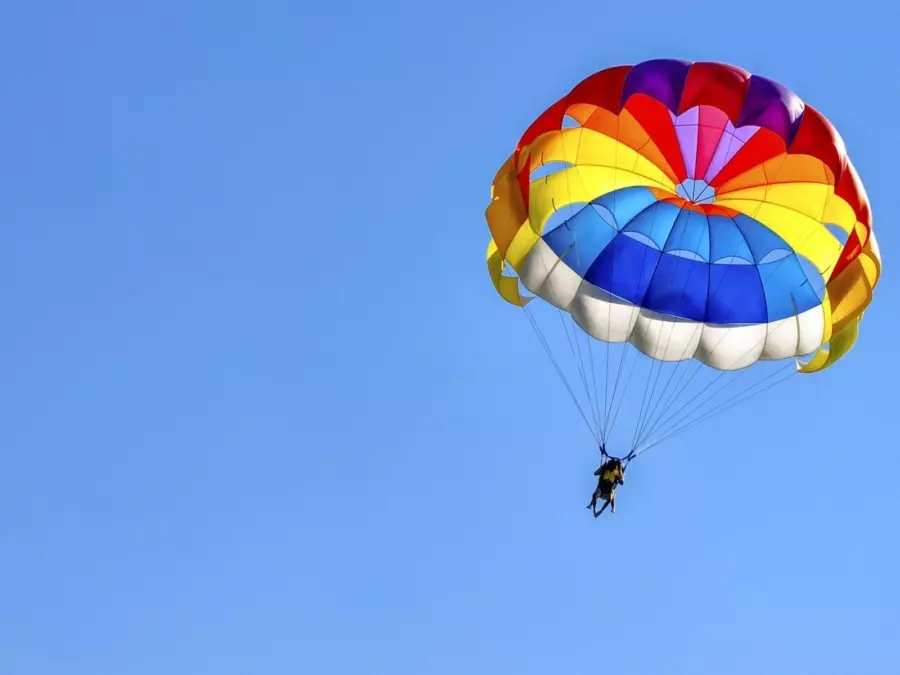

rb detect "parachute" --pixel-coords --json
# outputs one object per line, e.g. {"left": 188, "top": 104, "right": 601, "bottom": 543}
{"left": 486, "top": 59, "right": 881, "bottom": 458}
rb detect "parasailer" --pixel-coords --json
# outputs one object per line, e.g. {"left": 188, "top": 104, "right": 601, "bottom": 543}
{"left": 484, "top": 59, "right": 881, "bottom": 517}
{"left": 587, "top": 444, "right": 626, "bottom": 516}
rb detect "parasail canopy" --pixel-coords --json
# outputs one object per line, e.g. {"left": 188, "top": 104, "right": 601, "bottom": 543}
{"left": 485, "top": 59, "right": 881, "bottom": 456}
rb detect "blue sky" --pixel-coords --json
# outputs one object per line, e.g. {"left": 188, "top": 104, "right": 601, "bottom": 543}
{"left": 1, "top": 0, "right": 898, "bottom": 673}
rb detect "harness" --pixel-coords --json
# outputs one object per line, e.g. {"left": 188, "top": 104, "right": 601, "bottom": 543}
{"left": 597, "top": 443, "right": 632, "bottom": 495}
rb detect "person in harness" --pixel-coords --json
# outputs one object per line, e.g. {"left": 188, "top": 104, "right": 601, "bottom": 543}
{"left": 587, "top": 444, "right": 626, "bottom": 517}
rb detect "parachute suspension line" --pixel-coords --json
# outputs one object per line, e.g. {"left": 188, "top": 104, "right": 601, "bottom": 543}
{"left": 602, "top": 279, "right": 613, "bottom": 441}
{"left": 530, "top": 153, "right": 613, "bottom": 444}
{"left": 685, "top": 362, "right": 795, "bottom": 437}
{"left": 632, "top": 213, "right": 724, "bottom": 447}
{"left": 635, "top": 359, "right": 703, "bottom": 447}
{"left": 564, "top": 309, "right": 604, "bottom": 443}
{"left": 630, "top": 206, "right": 837, "bottom": 448}
{"left": 601, "top": 160, "right": 621, "bottom": 445}
{"left": 632, "top": 322, "right": 704, "bottom": 448}
{"left": 640, "top": 214, "right": 724, "bottom": 445}
{"left": 633, "top": 316, "right": 799, "bottom": 452}
{"left": 630, "top": 209, "right": 792, "bottom": 451}
{"left": 603, "top": 337, "right": 634, "bottom": 439}
{"left": 629, "top": 229, "right": 737, "bottom": 449}
{"left": 564, "top": 233, "right": 603, "bottom": 436}
{"left": 564, "top": 140, "right": 612, "bottom": 443}
{"left": 632, "top": 278, "right": 746, "bottom": 447}
{"left": 605, "top": 343, "right": 641, "bottom": 438}
{"left": 601, "top": 343, "right": 629, "bottom": 440}
{"left": 586, "top": 327, "right": 604, "bottom": 444}
{"left": 524, "top": 189, "right": 604, "bottom": 442}
{"left": 634, "top": 331, "right": 750, "bottom": 449}
{"left": 549, "top": 214, "right": 604, "bottom": 438}
{"left": 634, "top": 205, "right": 700, "bottom": 451}
{"left": 602, "top": 316, "right": 613, "bottom": 440}
{"left": 623, "top": 237, "right": 671, "bottom": 450}
{"left": 634, "top": 208, "right": 826, "bottom": 452}
{"left": 629, "top": 202, "right": 694, "bottom": 453}
{"left": 635, "top": 362, "right": 797, "bottom": 457}
{"left": 640, "top": 366, "right": 752, "bottom": 450}
{"left": 635, "top": 337, "right": 753, "bottom": 450}
{"left": 612, "top": 196, "right": 809, "bottom": 456}
{"left": 632, "top": 329, "right": 671, "bottom": 450}
{"left": 522, "top": 304, "right": 601, "bottom": 444}
{"left": 631, "top": 324, "right": 680, "bottom": 453}
{"left": 567, "top": 123, "right": 635, "bottom": 447}
{"left": 556, "top": 305, "right": 601, "bottom": 434}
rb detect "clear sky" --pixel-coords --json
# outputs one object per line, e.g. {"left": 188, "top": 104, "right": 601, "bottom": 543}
{"left": 1, "top": 1, "right": 898, "bottom": 673}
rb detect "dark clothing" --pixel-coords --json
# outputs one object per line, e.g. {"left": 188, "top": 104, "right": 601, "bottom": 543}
{"left": 587, "top": 458, "right": 625, "bottom": 516}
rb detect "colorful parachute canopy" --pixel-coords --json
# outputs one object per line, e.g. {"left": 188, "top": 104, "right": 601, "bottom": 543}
{"left": 486, "top": 59, "right": 880, "bottom": 374}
